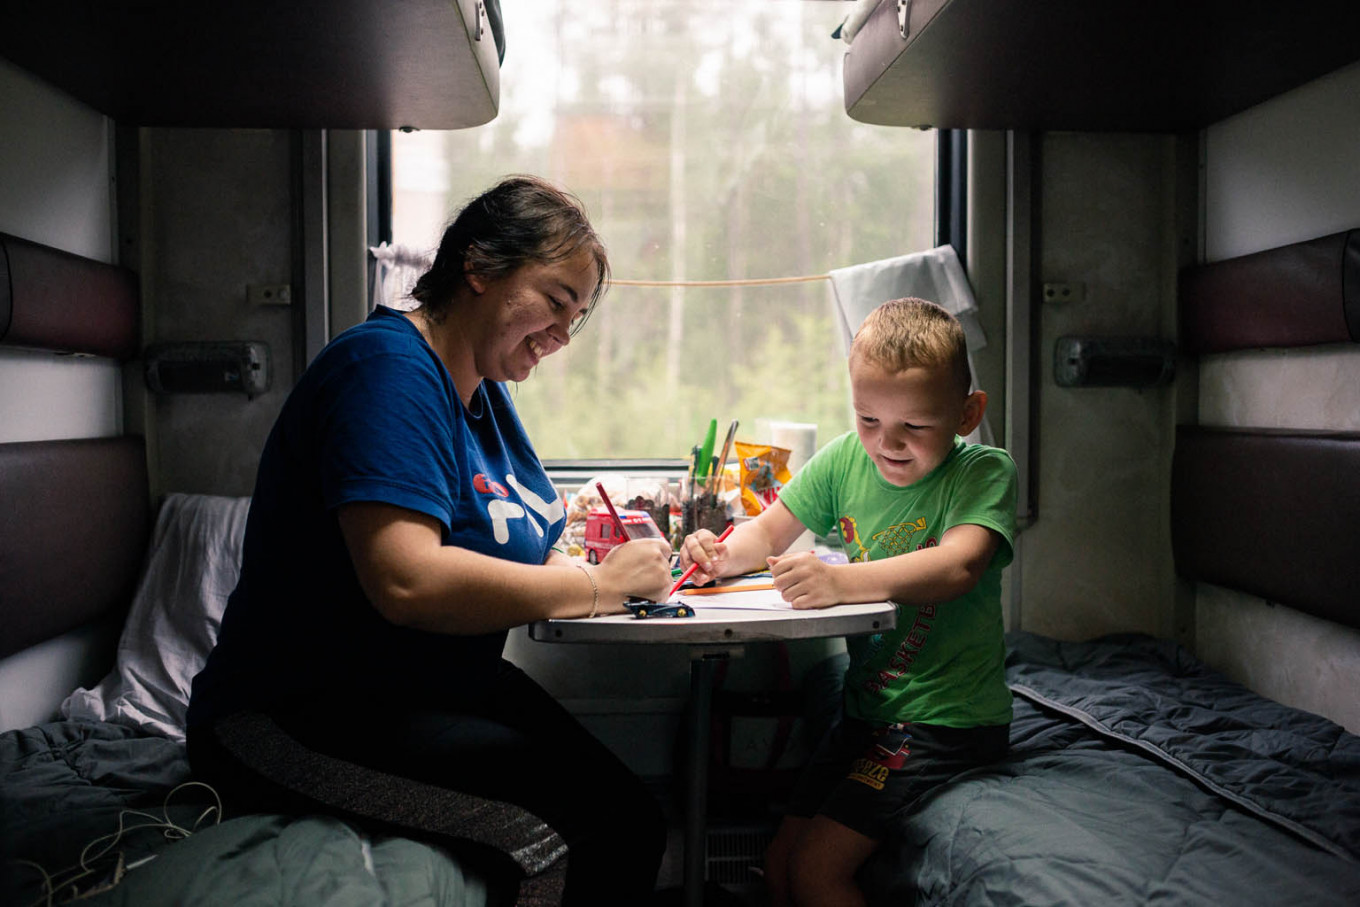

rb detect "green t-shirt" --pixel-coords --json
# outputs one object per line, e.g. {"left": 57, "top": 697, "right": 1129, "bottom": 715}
{"left": 777, "top": 432, "right": 1017, "bottom": 728}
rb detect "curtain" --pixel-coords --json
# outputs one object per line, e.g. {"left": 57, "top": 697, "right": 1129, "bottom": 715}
{"left": 368, "top": 242, "right": 431, "bottom": 312}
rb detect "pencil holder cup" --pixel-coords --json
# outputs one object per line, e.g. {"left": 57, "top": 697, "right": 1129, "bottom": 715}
{"left": 680, "top": 473, "right": 731, "bottom": 539}
{"left": 619, "top": 477, "right": 670, "bottom": 540}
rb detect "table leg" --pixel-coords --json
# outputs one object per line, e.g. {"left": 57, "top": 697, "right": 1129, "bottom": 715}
{"left": 683, "top": 653, "right": 720, "bottom": 907}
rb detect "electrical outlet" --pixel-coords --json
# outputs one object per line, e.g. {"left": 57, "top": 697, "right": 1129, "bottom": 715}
{"left": 247, "top": 284, "right": 292, "bottom": 306}
{"left": 1042, "top": 282, "right": 1084, "bottom": 305}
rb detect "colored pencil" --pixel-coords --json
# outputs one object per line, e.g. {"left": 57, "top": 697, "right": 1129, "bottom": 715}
{"left": 667, "top": 523, "right": 735, "bottom": 599}
{"left": 715, "top": 419, "right": 739, "bottom": 476}
{"left": 595, "top": 482, "right": 631, "bottom": 539}
{"left": 709, "top": 418, "right": 738, "bottom": 495}
{"left": 681, "top": 581, "right": 776, "bottom": 596}
{"left": 696, "top": 419, "right": 717, "bottom": 478}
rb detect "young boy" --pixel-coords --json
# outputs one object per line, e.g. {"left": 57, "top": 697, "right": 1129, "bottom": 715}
{"left": 677, "top": 297, "right": 1017, "bottom": 907}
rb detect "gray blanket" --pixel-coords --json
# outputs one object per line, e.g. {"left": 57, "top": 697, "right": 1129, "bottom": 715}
{"left": 861, "top": 632, "right": 1360, "bottom": 906}
{"left": 0, "top": 720, "right": 489, "bottom": 907}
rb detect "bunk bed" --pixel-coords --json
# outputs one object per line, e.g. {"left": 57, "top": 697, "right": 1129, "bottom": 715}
{"left": 848, "top": 229, "right": 1360, "bottom": 904}
{"left": 840, "top": 0, "right": 1360, "bottom": 131}
{"left": 0, "top": 230, "right": 565, "bottom": 907}
{"left": 0, "top": 3, "right": 556, "bottom": 902}
{"left": 0, "top": 0, "right": 502, "bottom": 130}
{"left": 833, "top": 6, "right": 1360, "bottom": 895}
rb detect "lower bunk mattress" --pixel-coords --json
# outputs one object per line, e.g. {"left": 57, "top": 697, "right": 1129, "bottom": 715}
{"left": 0, "top": 721, "right": 494, "bottom": 906}
{"left": 861, "top": 631, "right": 1360, "bottom": 905}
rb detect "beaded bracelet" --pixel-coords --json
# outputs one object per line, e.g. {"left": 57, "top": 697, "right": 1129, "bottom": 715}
{"left": 575, "top": 563, "right": 599, "bottom": 618}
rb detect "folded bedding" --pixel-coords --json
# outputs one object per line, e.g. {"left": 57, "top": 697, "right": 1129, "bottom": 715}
{"left": 860, "top": 631, "right": 1360, "bottom": 906}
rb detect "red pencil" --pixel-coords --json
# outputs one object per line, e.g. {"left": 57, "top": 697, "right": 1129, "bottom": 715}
{"left": 595, "top": 482, "right": 631, "bottom": 540}
{"left": 668, "top": 523, "right": 735, "bottom": 599}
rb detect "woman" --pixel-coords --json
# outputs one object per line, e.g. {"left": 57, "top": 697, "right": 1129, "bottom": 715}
{"left": 187, "top": 176, "right": 673, "bottom": 904}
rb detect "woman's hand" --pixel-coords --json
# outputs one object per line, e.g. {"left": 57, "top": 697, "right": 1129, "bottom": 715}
{"left": 768, "top": 551, "right": 840, "bottom": 610}
{"left": 596, "top": 538, "right": 674, "bottom": 607}
{"left": 676, "top": 528, "right": 730, "bottom": 587}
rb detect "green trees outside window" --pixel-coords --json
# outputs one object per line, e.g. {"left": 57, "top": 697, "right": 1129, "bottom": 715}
{"left": 392, "top": 0, "right": 935, "bottom": 459}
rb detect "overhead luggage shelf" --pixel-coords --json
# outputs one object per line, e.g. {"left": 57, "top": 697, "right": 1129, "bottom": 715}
{"left": 0, "top": 0, "right": 500, "bottom": 130}
{"left": 843, "top": 0, "right": 1360, "bottom": 131}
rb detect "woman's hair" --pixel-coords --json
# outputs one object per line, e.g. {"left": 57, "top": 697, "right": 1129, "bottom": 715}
{"left": 409, "top": 175, "right": 610, "bottom": 332}
{"left": 850, "top": 297, "right": 973, "bottom": 397}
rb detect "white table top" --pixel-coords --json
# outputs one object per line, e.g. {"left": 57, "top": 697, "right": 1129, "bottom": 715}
{"left": 528, "top": 600, "right": 897, "bottom": 646}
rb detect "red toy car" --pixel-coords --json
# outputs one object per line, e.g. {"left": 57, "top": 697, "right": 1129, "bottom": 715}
{"left": 583, "top": 506, "right": 665, "bottom": 564}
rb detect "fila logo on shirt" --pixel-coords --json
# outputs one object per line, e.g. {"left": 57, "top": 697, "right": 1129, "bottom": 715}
{"left": 474, "top": 473, "right": 509, "bottom": 497}
{"left": 474, "top": 472, "right": 564, "bottom": 545}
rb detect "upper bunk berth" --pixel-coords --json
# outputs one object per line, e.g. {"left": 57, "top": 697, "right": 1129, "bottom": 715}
{"left": 841, "top": 0, "right": 1360, "bottom": 131}
{"left": 0, "top": 0, "right": 502, "bottom": 129}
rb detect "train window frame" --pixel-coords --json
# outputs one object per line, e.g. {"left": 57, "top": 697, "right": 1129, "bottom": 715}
{"left": 374, "top": 2, "right": 964, "bottom": 481}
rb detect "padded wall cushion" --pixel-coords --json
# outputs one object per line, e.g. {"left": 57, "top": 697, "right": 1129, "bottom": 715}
{"left": 0, "top": 232, "right": 139, "bottom": 360}
{"left": 1171, "top": 426, "right": 1360, "bottom": 628}
{"left": 1179, "top": 229, "right": 1360, "bottom": 354}
{"left": 0, "top": 437, "right": 150, "bottom": 657}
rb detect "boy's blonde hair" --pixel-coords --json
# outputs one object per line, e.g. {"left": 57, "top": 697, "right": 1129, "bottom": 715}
{"left": 850, "top": 297, "right": 973, "bottom": 397}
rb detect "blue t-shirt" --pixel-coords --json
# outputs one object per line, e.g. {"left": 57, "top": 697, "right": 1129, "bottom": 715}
{"left": 189, "top": 307, "right": 565, "bottom": 725}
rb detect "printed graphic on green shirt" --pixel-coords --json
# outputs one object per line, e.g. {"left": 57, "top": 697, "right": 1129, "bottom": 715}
{"left": 838, "top": 514, "right": 936, "bottom": 561}
{"left": 865, "top": 604, "right": 936, "bottom": 694}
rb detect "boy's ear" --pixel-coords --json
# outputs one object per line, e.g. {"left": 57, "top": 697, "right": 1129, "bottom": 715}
{"left": 958, "top": 390, "right": 988, "bottom": 436}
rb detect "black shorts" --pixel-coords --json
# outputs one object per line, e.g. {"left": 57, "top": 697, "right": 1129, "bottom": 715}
{"left": 785, "top": 718, "right": 1009, "bottom": 840}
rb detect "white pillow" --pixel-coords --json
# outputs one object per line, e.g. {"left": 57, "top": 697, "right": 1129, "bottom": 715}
{"left": 62, "top": 493, "right": 250, "bottom": 741}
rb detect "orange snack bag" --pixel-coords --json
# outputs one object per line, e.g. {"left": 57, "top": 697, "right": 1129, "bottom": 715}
{"left": 735, "top": 441, "right": 793, "bottom": 516}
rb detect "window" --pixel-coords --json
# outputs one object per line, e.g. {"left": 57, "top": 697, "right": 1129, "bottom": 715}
{"left": 390, "top": 0, "right": 937, "bottom": 460}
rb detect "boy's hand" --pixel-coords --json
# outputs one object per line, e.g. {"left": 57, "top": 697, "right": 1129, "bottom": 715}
{"left": 677, "top": 528, "right": 728, "bottom": 587}
{"left": 768, "top": 551, "right": 840, "bottom": 609}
